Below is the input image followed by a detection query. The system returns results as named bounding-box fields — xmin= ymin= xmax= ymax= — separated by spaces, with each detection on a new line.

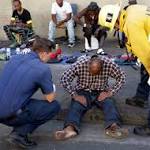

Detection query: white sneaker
xmin=81 ymin=49 xmax=88 ymax=53
xmin=97 ymin=48 xmax=105 ymax=55
xmin=68 ymin=43 xmax=75 ymax=48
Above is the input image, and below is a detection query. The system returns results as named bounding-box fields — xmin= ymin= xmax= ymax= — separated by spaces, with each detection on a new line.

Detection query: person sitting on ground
xmin=3 ymin=0 xmax=33 ymax=48
xmin=49 ymin=0 xmax=75 ymax=48
xmin=74 ymin=2 xmax=108 ymax=53
xmin=54 ymin=55 xmax=128 ymax=140
xmin=0 ymin=37 xmax=60 ymax=148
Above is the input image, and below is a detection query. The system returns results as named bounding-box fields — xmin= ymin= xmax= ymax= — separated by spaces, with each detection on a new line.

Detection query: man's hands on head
xmin=98 ymin=91 xmax=113 ymax=102
xmin=73 ymin=94 xmax=87 ymax=106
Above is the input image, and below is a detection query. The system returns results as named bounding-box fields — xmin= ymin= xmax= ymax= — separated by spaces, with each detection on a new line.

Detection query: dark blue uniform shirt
xmin=0 ymin=51 xmax=54 ymax=118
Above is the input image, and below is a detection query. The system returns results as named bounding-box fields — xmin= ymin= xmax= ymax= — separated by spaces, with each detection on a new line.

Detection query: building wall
xmin=0 ymin=0 xmax=12 ymax=40
xmin=0 ymin=0 xmax=150 ymax=40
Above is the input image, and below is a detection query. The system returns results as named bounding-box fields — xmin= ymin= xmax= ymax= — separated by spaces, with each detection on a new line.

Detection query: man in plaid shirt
xmin=54 ymin=55 xmax=128 ymax=140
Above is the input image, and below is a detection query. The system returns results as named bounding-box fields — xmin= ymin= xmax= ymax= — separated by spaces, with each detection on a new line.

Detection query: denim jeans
xmin=0 ymin=99 xmax=60 ymax=136
xmin=135 ymin=65 xmax=150 ymax=101
xmin=48 ymin=19 xmax=75 ymax=43
xmin=64 ymin=90 xmax=121 ymax=133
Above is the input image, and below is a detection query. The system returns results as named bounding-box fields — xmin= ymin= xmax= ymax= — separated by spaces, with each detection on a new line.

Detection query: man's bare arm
xmin=57 ymin=13 xmax=72 ymax=27
xmin=73 ymin=8 xmax=87 ymax=26
xmin=52 ymin=14 xmax=57 ymax=25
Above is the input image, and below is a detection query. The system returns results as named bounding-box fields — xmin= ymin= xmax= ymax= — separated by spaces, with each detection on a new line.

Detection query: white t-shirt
xmin=51 ymin=1 xmax=72 ymax=21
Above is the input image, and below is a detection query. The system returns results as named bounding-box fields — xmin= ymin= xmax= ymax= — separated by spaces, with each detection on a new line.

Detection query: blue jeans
xmin=64 ymin=90 xmax=121 ymax=133
xmin=1 ymin=99 xmax=60 ymax=136
xmin=136 ymin=65 xmax=150 ymax=101
xmin=48 ymin=20 xmax=75 ymax=43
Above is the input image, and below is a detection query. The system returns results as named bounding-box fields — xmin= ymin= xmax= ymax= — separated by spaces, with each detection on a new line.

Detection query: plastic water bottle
xmin=55 ymin=44 xmax=62 ymax=60
xmin=16 ymin=48 xmax=20 ymax=55
xmin=6 ymin=48 xmax=11 ymax=60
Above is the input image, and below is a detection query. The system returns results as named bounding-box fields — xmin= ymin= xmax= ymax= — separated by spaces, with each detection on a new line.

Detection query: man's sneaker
xmin=7 ymin=131 xmax=37 ymax=148
xmin=134 ymin=126 xmax=150 ymax=136
xmin=126 ymin=96 xmax=148 ymax=108
xmin=80 ymin=49 xmax=88 ymax=53
xmin=97 ymin=48 xmax=107 ymax=55
xmin=105 ymin=124 xmax=129 ymax=139
xmin=68 ymin=43 xmax=75 ymax=48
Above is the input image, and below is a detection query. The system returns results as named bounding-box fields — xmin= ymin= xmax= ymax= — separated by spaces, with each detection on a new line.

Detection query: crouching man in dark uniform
xmin=0 ymin=37 xmax=60 ymax=148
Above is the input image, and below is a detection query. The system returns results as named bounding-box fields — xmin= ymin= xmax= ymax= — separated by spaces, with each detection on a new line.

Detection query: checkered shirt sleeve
xmin=108 ymin=60 xmax=126 ymax=95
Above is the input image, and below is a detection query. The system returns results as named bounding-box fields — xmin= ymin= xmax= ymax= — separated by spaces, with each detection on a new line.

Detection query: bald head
xmin=89 ymin=56 xmax=103 ymax=76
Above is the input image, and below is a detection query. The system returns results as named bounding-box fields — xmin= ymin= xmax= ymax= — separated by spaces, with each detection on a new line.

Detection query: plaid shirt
xmin=61 ymin=56 xmax=126 ymax=96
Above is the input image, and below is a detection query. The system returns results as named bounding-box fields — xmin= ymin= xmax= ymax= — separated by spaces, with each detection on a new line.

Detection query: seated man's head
xmin=32 ymin=37 xmax=55 ymax=63
xmin=89 ymin=55 xmax=103 ymax=76
xmin=87 ymin=2 xmax=100 ymax=19
xmin=13 ymin=0 xmax=22 ymax=11
xmin=56 ymin=0 xmax=63 ymax=7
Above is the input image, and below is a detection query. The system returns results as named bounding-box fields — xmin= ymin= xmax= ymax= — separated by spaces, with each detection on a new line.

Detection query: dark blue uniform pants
xmin=0 ymin=99 xmax=60 ymax=136
xmin=136 ymin=65 xmax=150 ymax=101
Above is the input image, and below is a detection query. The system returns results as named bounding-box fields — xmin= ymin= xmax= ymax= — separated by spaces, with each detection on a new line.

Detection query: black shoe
xmin=68 ymin=43 xmax=75 ymax=48
xmin=126 ymin=96 xmax=148 ymax=108
xmin=7 ymin=132 xmax=37 ymax=148
xmin=134 ymin=126 xmax=150 ymax=136
xmin=81 ymin=49 xmax=88 ymax=53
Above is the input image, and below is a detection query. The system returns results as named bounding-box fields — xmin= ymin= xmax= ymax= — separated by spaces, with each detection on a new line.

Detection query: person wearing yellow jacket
xmin=98 ymin=4 xmax=150 ymax=136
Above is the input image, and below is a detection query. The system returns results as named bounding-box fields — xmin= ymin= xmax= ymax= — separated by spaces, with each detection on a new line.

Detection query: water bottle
xmin=6 ymin=48 xmax=11 ymax=60
xmin=16 ymin=48 xmax=20 ymax=55
xmin=56 ymin=44 xmax=62 ymax=60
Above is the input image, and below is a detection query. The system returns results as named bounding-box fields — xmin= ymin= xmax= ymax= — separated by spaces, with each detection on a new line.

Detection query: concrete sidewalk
xmin=0 ymin=120 xmax=150 ymax=150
